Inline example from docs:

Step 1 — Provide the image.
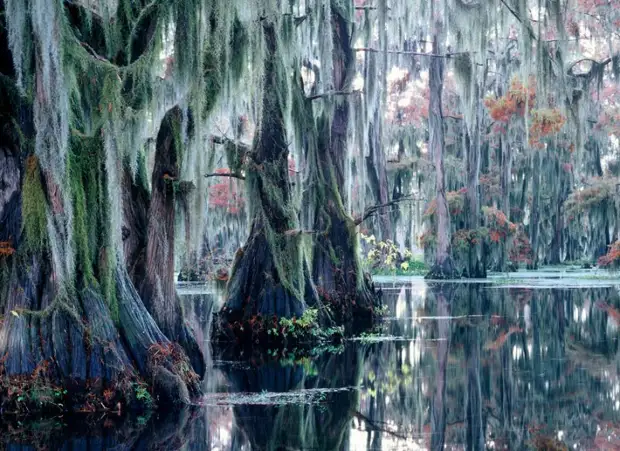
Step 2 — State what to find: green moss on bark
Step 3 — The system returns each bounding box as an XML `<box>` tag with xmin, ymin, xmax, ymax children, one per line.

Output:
<box><xmin>22</xmin><ymin>156</ymin><xmax>48</xmax><ymax>252</ymax></box>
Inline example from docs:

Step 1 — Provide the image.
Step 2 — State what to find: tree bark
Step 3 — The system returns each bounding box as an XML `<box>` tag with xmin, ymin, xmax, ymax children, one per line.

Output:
<box><xmin>122</xmin><ymin>166</ymin><xmax>149</xmax><ymax>284</ymax></box>
<box><xmin>214</xmin><ymin>21</ymin><xmax>319</xmax><ymax>343</ymax></box>
<box><xmin>140</xmin><ymin>106</ymin><xmax>205</xmax><ymax>377</ymax></box>
<box><xmin>528</xmin><ymin>151</ymin><xmax>541</xmax><ymax>269</ymax></box>
<box><xmin>309</xmin><ymin>6</ymin><xmax>378</xmax><ymax>327</ymax></box>
<box><xmin>0</xmin><ymin>146</ymin><xmax>199</xmax><ymax>410</ymax></box>
<box><xmin>499</xmin><ymin>137</ymin><xmax>513</xmax><ymax>271</ymax></box>
<box><xmin>463</xmin><ymin>103</ymin><xmax>486</xmax><ymax>278</ymax></box>
<box><xmin>548</xmin><ymin>159</ymin><xmax>568</xmax><ymax>265</ymax></box>
<box><xmin>425</xmin><ymin>27</ymin><xmax>458</xmax><ymax>279</ymax></box>
<box><xmin>364</xmin><ymin>0</ymin><xmax>392</xmax><ymax>241</ymax></box>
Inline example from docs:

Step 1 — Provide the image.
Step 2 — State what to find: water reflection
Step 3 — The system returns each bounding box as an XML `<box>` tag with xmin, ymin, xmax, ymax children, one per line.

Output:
<box><xmin>2</xmin><ymin>280</ymin><xmax>619</xmax><ymax>450</ymax></box>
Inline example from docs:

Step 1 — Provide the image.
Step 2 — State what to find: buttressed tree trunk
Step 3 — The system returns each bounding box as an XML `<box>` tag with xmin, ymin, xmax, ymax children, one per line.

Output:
<box><xmin>140</xmin><ymin>106</ymin><xmax>205</xmax><ymax>377</ymax></box>
<box><xmin>425</xmin><ymin>25</ymin><xmax>458</xmax><ymax>279</ymax></box>
<box><xmin>0</xmin><ymin>133</ymin><xmax>200</xmax><ymax>410</ymax></box>
<box><xmin>310</xmin><ymin>6</ymin><xmax>378</xmax><ymax>326</ymax></box>
<box><xmin>215</xmin><ymin>20</ymin><xmax>319</xmax><ymax>341</ymax></box>
<box><xmin>0</xmin><ymin>2</ymin><xmax>201</xmax><ymax>408</ymax></box>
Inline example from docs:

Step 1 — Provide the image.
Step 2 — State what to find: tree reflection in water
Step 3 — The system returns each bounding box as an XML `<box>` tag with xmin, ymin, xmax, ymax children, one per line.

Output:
<box><xmin>2</xmin><ymin>281</ymin><xmax>619</xmax><ymax>450</ymax></box>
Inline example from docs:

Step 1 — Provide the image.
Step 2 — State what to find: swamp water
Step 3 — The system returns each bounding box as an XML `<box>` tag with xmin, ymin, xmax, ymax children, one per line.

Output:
<box><xmin>2</xmin><ymin>272</ymin><xmax>619</xmax><ymax>450</ymax></box>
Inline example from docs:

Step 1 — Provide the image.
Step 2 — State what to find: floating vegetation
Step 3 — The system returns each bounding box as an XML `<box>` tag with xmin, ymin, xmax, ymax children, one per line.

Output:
<box><xmin>202</xmin><ymin>386</ymin><xmax>359</xmax><ymax>407</ymax></box>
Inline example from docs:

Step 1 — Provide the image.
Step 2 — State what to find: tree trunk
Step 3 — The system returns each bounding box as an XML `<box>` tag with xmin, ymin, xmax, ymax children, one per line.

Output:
<box><xmin>364</xmin><ymin>0</ymin><xmax>392</xmax><ymax>241</ymax></box>
<box><xmin>140</xmin><ymin>106</ymin><xmax>205</xmax><ymax>377</ymax></box>
<box><xmin>499</xmin><ymin>137</ymin><xmax>513</xmax><ymax>271</ymax></box>
<box><xmin>0</xmin><ymin>144</ymin><xmax>200</xmax><ymax>410</ymax></box>
<box><xmin>464</xmin><ymin>106</ymin><xmax>486</xmax><ymax>278</ymax></box>
<box><xmin>425</xmin><ymin>29</ymin><xmax>458</xmax><ymax>279</ymax></box>
<box><xmin>310</xmin><ymin>7</ymin><xmax>378</xmax><ymax>327</ymax></box>
<box><xmin>528</xmin><ymin>151</ymin><xmax>541</xmax><ymax>269</ymax></box>
<box><xmin>548</xmin><ymin>162</ymin><xmax>567</xmax><ymax>265</ymax></box>
<box><xmin>122</xmin><ymin>166</ymin><xmax>149</xmax><ymax>285</ymax></box>
<box><xmin>214</xmin><ymin>21</ymin><xmax>319</xmax><ymax>343</ymax></box>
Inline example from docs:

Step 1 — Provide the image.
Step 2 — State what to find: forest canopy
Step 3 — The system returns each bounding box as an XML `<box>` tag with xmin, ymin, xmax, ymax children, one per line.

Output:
<box><xmin>0</xmin><ymin>0</ymin><xmax>619</xmax><ymax>411</ymax></box>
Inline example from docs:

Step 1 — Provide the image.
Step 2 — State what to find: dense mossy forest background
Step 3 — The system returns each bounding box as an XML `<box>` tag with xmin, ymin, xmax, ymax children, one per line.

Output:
<box><xmin>0</xmin><ymin>0</ymin><xmax>619</xmax><ymax>416</ymax></box>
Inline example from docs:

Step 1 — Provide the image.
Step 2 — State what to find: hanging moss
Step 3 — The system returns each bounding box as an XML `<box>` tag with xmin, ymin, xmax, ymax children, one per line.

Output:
<box><xmin>202</xmin><ymin>46</ymin><xmax>222</xmax><ymax>118</ymax></box>
<box><xmin>229</xmin><ymin>16</ymin><xmax>248</xmax><ymax>83</ymax></box>
<box><xmin>21</xmin><ymin>155</ymin><xmax>48</xmax><ymax>252</ymax></box>
<box><xmin>68</xmin><ymin>135</ymin><xmax>104</xmax><ymax>284</ymax></box>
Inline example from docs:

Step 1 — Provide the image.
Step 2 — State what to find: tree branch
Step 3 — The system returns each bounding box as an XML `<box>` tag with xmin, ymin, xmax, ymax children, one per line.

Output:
<box><xmin>498</xmin><ymin>0</ymin><xmax>537</xmax><ymax>41</ymax></box>
<box><xmin>566</xmin><ymin>57</ymin><xmax>612</xmax><ymax>77</ymax></box>
<box><xmin>79</xmin><ymin>40</ymin><xmax>112</xmax><ymax>63</ymax></box>
<box><xmin>354</xmin><ymin>47</ymin><xmax>473</xmax><ymax>58</ymax></box>
<box><xmin>210</xmin><ymin>135</ymin><xmax>251</xmax><ymax>153</ymax></box>
<box><xmin>204</xmin><ymin>172</ymin><xmax>245</xmax><ymax>180</ymax></box>
<box><xmin>353</xmin><ymin>411</ymin><xmax>407</xmax><ymax>440</ymax></box>
<box><xmin>354</xmin><ymin>4</ymin><xmax>392</xmax><ymax>10</ymax></box>
<box><xmin>354</xmin><ymin>195</ymin><xmax>421</xmax><ymax>226</ymax></box>
<box><xmin>307</xmin><ymin>90</ymin><xmax>362</xmax><ymax>100</ymax></box>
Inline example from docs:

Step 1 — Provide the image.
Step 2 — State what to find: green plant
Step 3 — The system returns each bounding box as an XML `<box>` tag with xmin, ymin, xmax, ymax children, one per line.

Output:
<box><xmin>279</xmin><ymin>308</ymin><xmax>321</xmax><ymax>338</ymax></box>
<box><xmin>360</xmin><ymin>234</ymin><xmax>427</xmax><ymax>275</ymax></box>
<box><xmin>133</xmin><ymin>383</ymin><xmax>153</xmax><ymax>407</ymax></box>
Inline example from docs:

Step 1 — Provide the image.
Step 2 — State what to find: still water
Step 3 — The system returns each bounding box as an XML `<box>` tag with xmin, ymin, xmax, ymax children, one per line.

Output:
<box><xmin>3</xmin><ymin>275</ymin><xmax>620</xmax><ymax>450</ymax></box>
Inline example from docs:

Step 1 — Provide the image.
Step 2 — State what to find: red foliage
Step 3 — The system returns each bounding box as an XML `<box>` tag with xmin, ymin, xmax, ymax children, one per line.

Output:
<box><xmin>483</xmin><ymin>206</ymin><xmax>517</xmax><ymax>244</ymax></box>
<box><xmin>528</xmin><ymin>108</ymin><xmax>566</xmax><ymax>148</ymax></box>
<box><xmin>208</xmin><ymin>169</ymin><xmax>244</xmax><ymax>214</ymax></box>
<box><xmin>484</xmin><ymin>77</ymin><xmax>565</xmax><ymax>146</ymax></box>
<box><xmin>0</xmin><ymin>241</ymin><xmax>15</xmax><ymax>257</ymax></box>
<box><xmin>597</xmin><ymin>240</ymin><xmax>620</xmax><ymax>268</ymax></box>
<box><xmin>484</xmin><ymin>77</ymin><xmax>536</xmax><ymax>124</ymax></box>
<box><xmin>423</xmin><ymin>189</ymin><xmax>466</xmax><ymax>218</ymax></box>
<box><xmin>509</xmin><ymin>228</ymin><xmax>533</xmax><ymax>264</ymax></box>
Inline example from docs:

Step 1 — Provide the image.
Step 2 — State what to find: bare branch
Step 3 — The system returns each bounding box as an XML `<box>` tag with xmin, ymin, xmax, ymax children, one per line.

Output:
<box><xmin>566</xmin><ymin>57</ymin><xmax>612</xmax><ymax>77</ymax></box>
<box><xmin>204</xmin><ymin>172</ymin><xmax>245</xmax><ymax>180</ymax></box>
<box><xmin>354</xmin><ymin>195</ymin><xmax>422</xmax><ymax>226</ymax></box>
<box><xmin>307</xmin><ymin>90</ymin><xmax>362</xmax><ymax>100</ymax></box>
<box><xmin>210</xmin><ymin>135</ymin><xmax>251</xmax><ymax>153</ymax></box>
<box><xmin>282</xmin><ymin>12</ymin><xmax>307</xmax><ymax>26</ymax></box>
<box><xmin>283</xmin><ymin>229</ymin><xmax>318</xmax><ymax>237</ymax></box>
<box><xmin>354</xmin><ymin>47</ymin><xmax>473</xmax><ymax>58</ymax></box>
<box><xmin>353</xmin><ymin>411</ymin><xmax>407</xmax><ymax>440</ymax></box>
<box><xmin>498</xmin><ymin>0</ymin><xmax>537</xmax><ymax>40</ymax></box>
<box><xmin>79</xmin><ymin>41</ymin><xmax>111</xmax><ymax>63</ymax></box>
<box><xmin>354</xmin><ymin>4</ymin><xmax>391</xmax><ymax>10</ymax></box>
